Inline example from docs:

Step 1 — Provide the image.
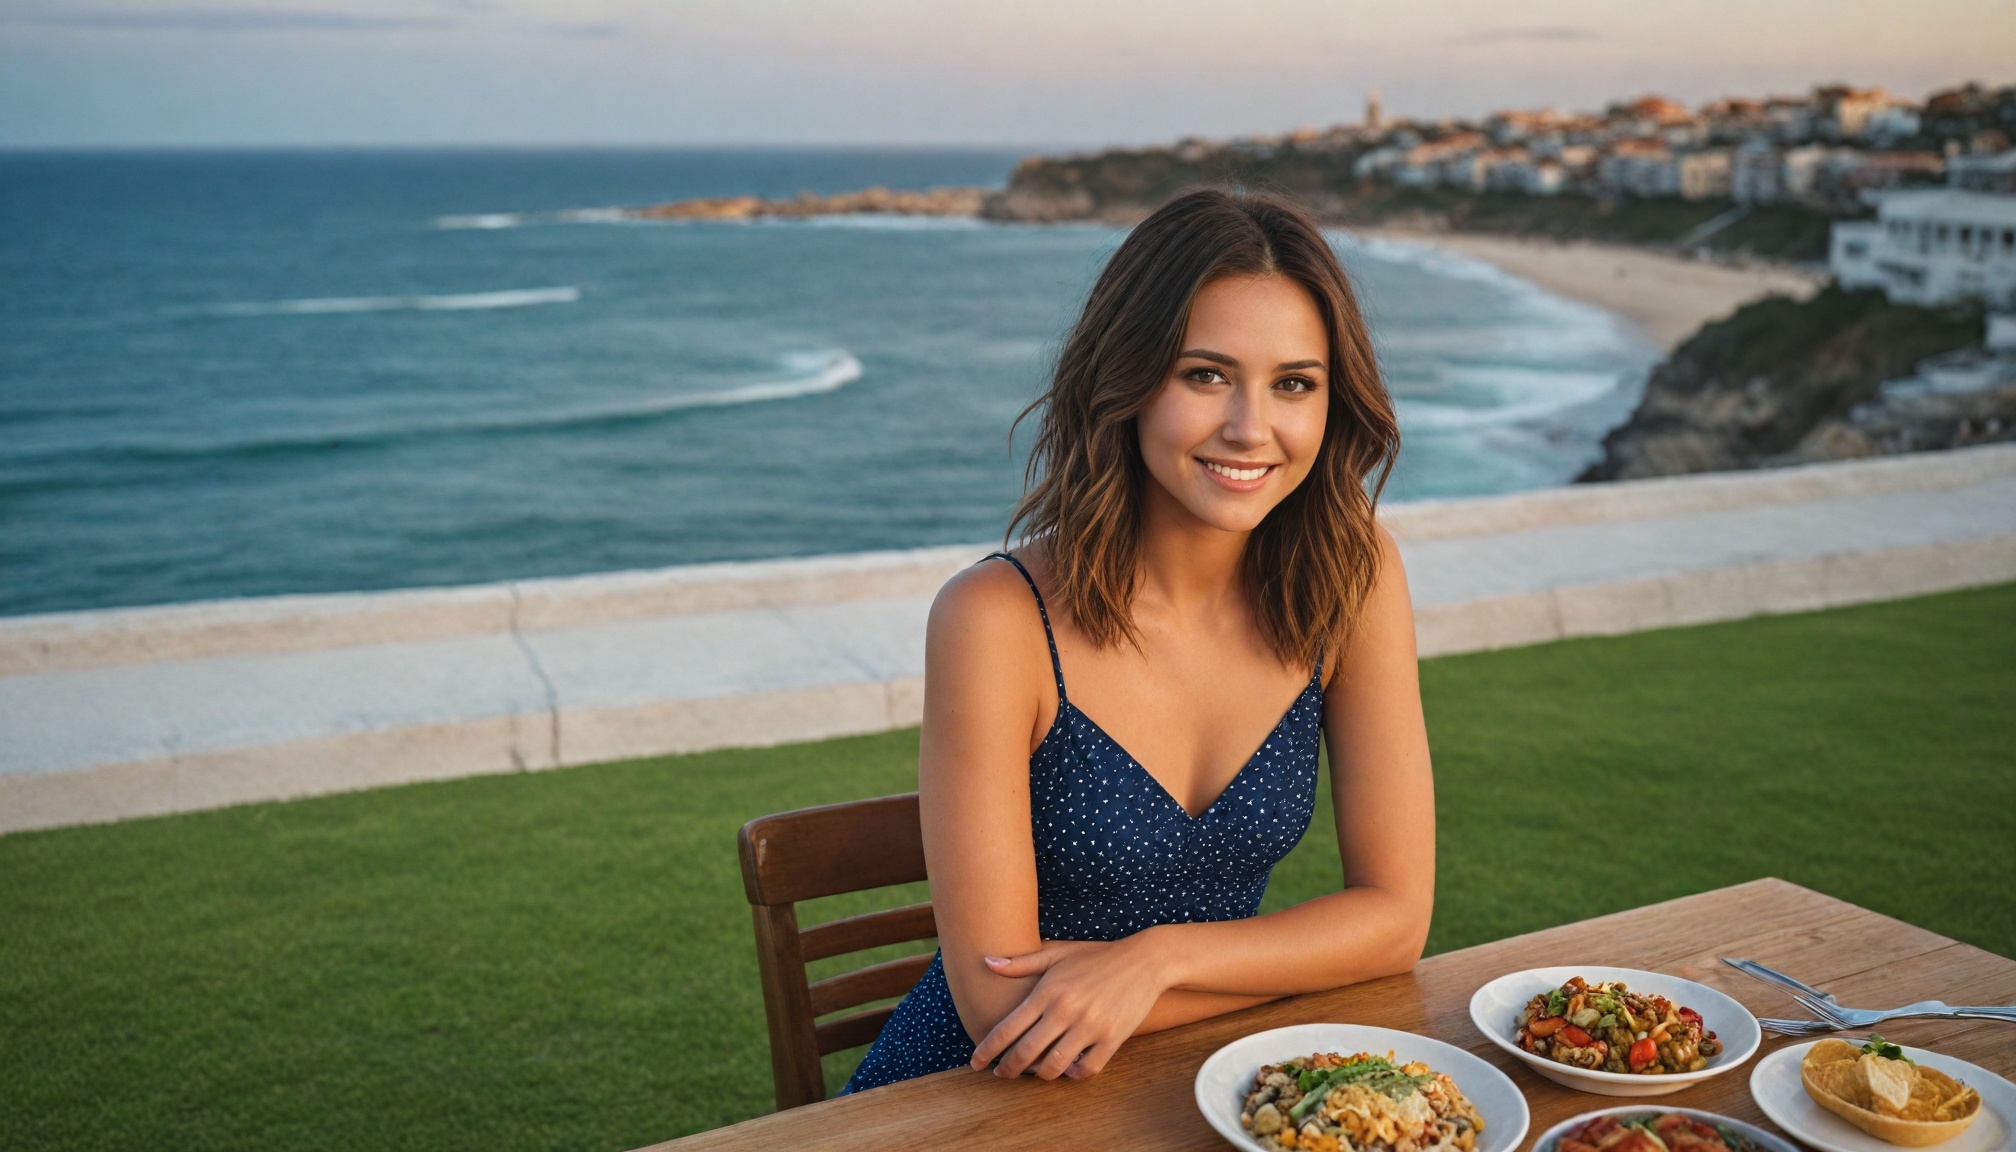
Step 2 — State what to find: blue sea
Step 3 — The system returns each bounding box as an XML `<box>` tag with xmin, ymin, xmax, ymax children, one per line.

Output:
<box><xmin>0</xmin><ymin>149</ymin><xmax>1657</xmax><ymax>618</ymax></box>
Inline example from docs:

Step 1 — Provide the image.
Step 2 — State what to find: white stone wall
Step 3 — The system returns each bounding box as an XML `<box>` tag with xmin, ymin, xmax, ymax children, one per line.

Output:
<box><xmin>4</xmin><ymin>445</ymin><xmax>2014</xmax><ymax>836</ymax></box>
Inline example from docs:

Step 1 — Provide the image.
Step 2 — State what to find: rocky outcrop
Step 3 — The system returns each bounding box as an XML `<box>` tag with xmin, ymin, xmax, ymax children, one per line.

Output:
<box><xmin>1798</xmin><ymin>366</ymin><xmax>2016</xmax><ymax>461</ymax></box>
<box><xmin>979</xmin><ymin>148</ymin><xmax>1362</xmax><ymax>225</ymax></box>
<box><xmin>979</xmin><ymin>150</ymin><xmax>1838</xmax><ymax>259</ymax></box>
<box><xmin>630</xmin><ymin>186</ymin><xmax>986</xmax><ymax>220</ymax></box>
<box><xmin>1579</xmin><ymin>286</ymin><xmax>1993</xmax><ymax>481</ymax></box>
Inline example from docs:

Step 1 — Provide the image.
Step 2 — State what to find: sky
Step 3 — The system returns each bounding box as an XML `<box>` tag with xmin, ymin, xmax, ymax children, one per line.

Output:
<box><xmin>3</xmin><ymin>0</ymin><xmax>2014</xmax><ymax>149</ymax></box>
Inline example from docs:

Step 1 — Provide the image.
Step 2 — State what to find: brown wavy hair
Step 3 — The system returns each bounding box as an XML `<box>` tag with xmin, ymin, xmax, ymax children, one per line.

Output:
<box><xmin>1007</xmin><ymin>188</ymin><xmax>1398</xmax><ymax>667</ymax></box>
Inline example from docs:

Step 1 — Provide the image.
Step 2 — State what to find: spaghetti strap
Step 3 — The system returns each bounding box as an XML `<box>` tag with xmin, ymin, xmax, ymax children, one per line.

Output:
<box><xmin>983</xmin><ymin>552</ymin><xmax>1067</xmax><ymax>701</ymax></box>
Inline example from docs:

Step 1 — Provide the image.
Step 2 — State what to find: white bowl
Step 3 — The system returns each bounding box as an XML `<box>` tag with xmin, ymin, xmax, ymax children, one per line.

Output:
<box><xmin>1531</xmin><ymin>1105</ymin><xmax>1801</xmax><ymax>1152</ymax></box>
<box><xmin>1194</xmin><ymin>1022</ymin><xmax>1529</xmax><ymax>1152</ymax></box>
<box><xmin>1468</xmin><ymin>965</ymin><xmax>1761</xmax><ymax>1097</ymax></box>
<box><xmin>1749</xmin><ymin>1039</ymin><xmax>2014</xmax><ymax>1152</ymax></box>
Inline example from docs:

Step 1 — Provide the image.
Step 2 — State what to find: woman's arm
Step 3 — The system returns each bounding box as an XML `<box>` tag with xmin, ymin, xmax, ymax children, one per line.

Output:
<box><xmin>975</xmin><ymin>528</ymin><xmax>1434</xmax><ymax>1075</ymax></box>
<box><xmin>916</xmin><ymin>563</ymin><xmax>1054</xmax><ymax>1043</ymax></box>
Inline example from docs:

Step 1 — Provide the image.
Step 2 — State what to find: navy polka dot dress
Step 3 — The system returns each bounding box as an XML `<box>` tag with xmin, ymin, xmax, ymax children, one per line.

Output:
<box><xmin>843</xmin><ymin>552</ymin><xmax>1322</xmax><ymax>1093</ymax></box>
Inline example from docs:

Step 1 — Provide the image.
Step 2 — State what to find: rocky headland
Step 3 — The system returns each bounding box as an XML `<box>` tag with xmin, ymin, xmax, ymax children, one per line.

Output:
<box><xmin>1579</xmin><ymin>286</ymin><xmax>2009</xmax><ymax>480</ymax></box>
<box><xmin>629</xmin><ymin>185</ymin><xmax>985</xmax><ymax>221</ymax></box>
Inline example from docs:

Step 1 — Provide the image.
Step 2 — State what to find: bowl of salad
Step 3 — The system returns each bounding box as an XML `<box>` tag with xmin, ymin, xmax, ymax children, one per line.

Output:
<box><xmin>1469</xmin><ymin>967</ymin><xmax>1761</xmax><ymax>1096</ymax></box>
<box><xmin>1533</xmin><ymin>1106</ymin><xmax>1800</xmax><ymax>1152</ymax></box>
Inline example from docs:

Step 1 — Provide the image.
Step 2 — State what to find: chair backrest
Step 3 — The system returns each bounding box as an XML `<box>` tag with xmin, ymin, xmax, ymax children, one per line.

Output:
<box><xmin>738</xmin><ymin>792</ymin><xmax>937</xmax><ymax>1110</ymax></box>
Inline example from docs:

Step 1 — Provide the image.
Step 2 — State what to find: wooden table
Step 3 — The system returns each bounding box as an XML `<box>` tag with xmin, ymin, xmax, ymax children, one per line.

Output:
<box><xmin>647</xmin><ymin>879</ymin><xmax>2016</xmax><ymax>1150</ymax></box>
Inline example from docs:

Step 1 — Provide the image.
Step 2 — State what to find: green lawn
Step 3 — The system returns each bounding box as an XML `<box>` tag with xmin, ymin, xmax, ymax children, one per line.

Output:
<box><xmin>4</xmin><ymin>585</ymin><xmax>2013</xmax><ymax>1151</ymax></box>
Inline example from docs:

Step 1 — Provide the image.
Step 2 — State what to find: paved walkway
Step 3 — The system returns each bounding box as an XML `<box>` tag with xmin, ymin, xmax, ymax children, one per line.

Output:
<box><xmin>4</xmin><ymin>445</ymin><xmax>2013</xmax><ymax>833</ymax></box>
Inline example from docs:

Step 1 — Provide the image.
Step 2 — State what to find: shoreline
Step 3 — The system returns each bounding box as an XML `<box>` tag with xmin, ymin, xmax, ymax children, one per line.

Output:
<box><xmin>1363</xmin><ymin>228</ymin><xmax>1827</xmax><ymax>350</ymax></box>
<box><xmin>598</xmin><ymin>178</ymin><xmax>1826</xmax><ymax>354</ymax></box>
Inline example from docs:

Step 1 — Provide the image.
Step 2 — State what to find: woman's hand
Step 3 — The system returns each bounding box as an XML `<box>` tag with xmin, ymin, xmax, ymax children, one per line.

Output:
<box><xmin>968</xmin><ymin>932</ymin><xmax>1174</xmax><ymax>1080</ymax></box>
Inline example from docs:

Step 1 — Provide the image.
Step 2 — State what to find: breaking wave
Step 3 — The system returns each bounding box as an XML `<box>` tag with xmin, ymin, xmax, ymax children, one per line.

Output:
<box><xmin>1395</xmin><ymin>366</ymin><xmax>1628</xmax><ymax>432</ymax></box>
<box><xmin>523</xmin><ymin>351</ymin><xmax>863</xmax><ymax>426</ymax></box>
<box><xmin>196</xmin><ymin>286</ymin><xmax>582</xmax><ymax>316</ymax></box>
<box><xmin>69</xmin><ymin>351</ymin><xmax>864</xmax><ymax>463</ymax></box>
<box><xmin>433</xmin><ymin>208</ymin><xmax>629</xmax><ymax>229</ymax></box>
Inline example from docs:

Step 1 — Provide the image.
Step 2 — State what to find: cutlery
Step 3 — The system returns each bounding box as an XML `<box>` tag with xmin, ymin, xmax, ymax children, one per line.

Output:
<box><xmin>1760</xmin><ymin>1005</ymin><xmax>2016</xmax><ymax>1037</ymax></box>
<box><xmin>1723</xmin><ymin>958</ymin><xmax>2016</xmax><ymax>1029</ymax></box>
<box><xmin>1720</xmin><ymin>957</ymin><xmax>1838</xmax><ymax>1004</ymax></box>
<box><xmin>1760</xmin><ymin>1018</ymin><xmax>1863</xmax><ymax>1037</ymax></box>
<box><xmin>1789</xmin><ymin>992</ymin><xmax>2016</xmax><ymax>1029</ymax></box>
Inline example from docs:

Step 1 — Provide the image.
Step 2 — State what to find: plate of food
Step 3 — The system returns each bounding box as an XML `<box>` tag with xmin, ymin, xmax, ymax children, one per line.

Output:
<box><xmin>1195</xmin><ymin>1023</ymin><xmax>1528</xmax><ymax>1152</ymax></box>
<box><xmin>1531</xmin><ymin>1106</ymin><xmax>1800</xmax><ymax>1152</ymax></box>
<box><xmin>1749</xmin><ymin>1036</ymin><xmax>2008</xmax><ymax>1151</ymax></box>
<box><xmin>1468</xmin><ymin>967</ymin><xmax>1760</xmax><ymax>1096</ymax></box>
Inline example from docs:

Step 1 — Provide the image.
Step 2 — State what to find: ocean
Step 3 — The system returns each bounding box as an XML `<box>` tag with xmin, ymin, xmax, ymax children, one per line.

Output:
<box><xmin>0</xmin><ymin>149</ymin><xmax>1656</xmax><ymax>618</ymax></box>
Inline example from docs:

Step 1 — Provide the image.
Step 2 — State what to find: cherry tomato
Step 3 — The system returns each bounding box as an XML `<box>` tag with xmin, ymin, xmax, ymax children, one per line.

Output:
<box><xmin>1629</xmin><ymin>1037</ymin><xmax>1659</xmax><ymax>1071</ymax></box>
<box><xmin>1561</xmin><ymin>1024</ymin><xmax>1595</xmax><ymax>1048</ymax></box>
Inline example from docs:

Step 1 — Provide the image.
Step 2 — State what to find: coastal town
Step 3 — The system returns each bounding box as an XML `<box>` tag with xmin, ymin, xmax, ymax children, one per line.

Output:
<box><xmin>622</xmin><ymin>81</ymin><xmax>2016</xmax><ymax>481</ymax></box>
<box><xmin>1193</xmin><ymin>81</ymin><xmax>2015</xmax><ymax>211</ymax></box>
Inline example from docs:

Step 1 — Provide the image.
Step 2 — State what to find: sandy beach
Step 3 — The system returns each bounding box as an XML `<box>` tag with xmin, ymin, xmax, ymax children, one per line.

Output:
<box><xmin>1370</xmin><ymin>230</ymin><xmax>1827</xmax><ymax>350</ymax></box>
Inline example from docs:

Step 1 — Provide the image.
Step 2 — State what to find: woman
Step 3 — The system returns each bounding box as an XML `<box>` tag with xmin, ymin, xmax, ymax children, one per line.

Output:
<box><xmin>845</xmin><ymin>189</ymin><xmax>1435</xmax><ymax>1092</ymax></box>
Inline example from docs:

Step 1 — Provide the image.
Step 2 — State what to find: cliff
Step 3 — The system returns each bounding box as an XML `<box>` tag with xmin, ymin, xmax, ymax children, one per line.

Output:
<box><xmin>1578</xmin><ymin>286</ymin><xmax>1998</xmax><ymax>481</ymax></box>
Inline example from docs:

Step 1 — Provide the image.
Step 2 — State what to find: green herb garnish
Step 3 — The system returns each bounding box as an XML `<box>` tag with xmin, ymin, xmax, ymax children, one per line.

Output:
<box><xmin>1546</xmin><ymin>987</ymin><xmax>1570</xmax><ymax>1017</ymax></box>
<box><xmin>1286</xmin><ymin>1056</ymin><xmax>1434</xmax><ymax>1122</ymax></box>
<box><xmin>1860</xmin><ymin>1034</ymin><xmax>1913</xmax><ymax>1063</ymax></box>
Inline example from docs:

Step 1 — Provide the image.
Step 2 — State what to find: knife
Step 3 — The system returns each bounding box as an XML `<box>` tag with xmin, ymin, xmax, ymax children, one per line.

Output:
<box><xmin>1721</xmin><ymin>957</ymin><xmax>1838</xmax><ymax>1004</ymax></box>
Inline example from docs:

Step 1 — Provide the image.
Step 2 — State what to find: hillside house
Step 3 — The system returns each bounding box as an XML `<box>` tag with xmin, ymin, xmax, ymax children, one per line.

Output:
<box><xmin>1832</xmin><ymin>189</ymin><xmax>2016</xmax><ymax>307</ymax></box>
<box><xmin>1950</xmin><ymin>151</ymin><xmax>2016</xmax><ymax>194</ymax></box>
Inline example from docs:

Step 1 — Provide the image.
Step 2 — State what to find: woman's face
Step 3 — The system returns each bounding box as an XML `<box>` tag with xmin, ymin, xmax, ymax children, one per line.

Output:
<box><xmin>1136</xmin><ymin>272</ymin><xmax>1332</xmax><ymax>534</ymax></box>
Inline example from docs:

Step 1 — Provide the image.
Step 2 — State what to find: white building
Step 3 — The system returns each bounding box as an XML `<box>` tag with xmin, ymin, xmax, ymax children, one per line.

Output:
<box><xmin>1732</xmin><ymin>139</ymin><xmax>1783</xmax><ymax>204</ymax></box>
<box><xmin>1949</xmin><ymin>150</ymin><xmax>2016</xmax><ymax>194</ymax></box>
<box><xmin>1832</xmin><ymin>190</ymin><xmax>2016</xmax><ymax>307</ymax></box>
<box><xmin>1863</xmin><ymin>105</ymin><xmax>1923</xmax><ymax>145</ymax></box>
<box><xmin>1598</xmin><ymin>142</ymin><xmax>1675</xmax><ymax>198</ymax></box>
<box><xmin>1781</xmin><ymin>144</ymin><xmax>1833</xmax><ymax>200</ymax></box>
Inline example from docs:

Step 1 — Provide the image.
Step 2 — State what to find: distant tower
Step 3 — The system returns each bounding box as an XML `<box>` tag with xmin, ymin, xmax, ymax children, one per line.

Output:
<box><xmin>1366</xmin><ymin>88</ymin><xmax>1384</xmax><ymax>130</ymax></box>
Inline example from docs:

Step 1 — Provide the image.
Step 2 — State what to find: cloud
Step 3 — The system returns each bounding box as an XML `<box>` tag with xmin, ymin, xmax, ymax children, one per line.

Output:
<box><xmin>1444</xmin><ymin>26</ymin><xmax>1601</xmax><ymax>47</ymax></box>
<box><xmin>20</xmin><ymin>9</ymin><xmax>455</xmax><ymax>32</ymax></box>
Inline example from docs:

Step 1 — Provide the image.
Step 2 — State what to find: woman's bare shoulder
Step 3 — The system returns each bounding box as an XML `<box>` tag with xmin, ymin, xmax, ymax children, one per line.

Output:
<box><xmin>929</xmin><ymin>554</ymin><xmax>1046</xmax><ymax>658</ymax></box>
<box><xmin>925</xmin><ymin>556</ymin><xmax>1055</xmax><ymax>747</ymax></box>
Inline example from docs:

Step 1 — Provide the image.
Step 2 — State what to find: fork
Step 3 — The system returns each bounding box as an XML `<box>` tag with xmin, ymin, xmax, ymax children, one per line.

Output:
<box><xmin>1789</xmin><ymin>991</ymin><xmax>2016</xmax><ymax>1029</ymax></box>
<box><xmin>1762</xmin><ymin>1003</ymin><xmax>2016</xmax><ymax>1036</ymax></box>
<box><xmin>1724</xmin><ymin>957</ymin><xmax>2016</xmax><ymax>1033</ymax></box>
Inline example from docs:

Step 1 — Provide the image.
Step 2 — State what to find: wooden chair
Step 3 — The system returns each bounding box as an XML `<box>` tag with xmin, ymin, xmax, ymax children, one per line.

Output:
<box><xmin>738</xmin><ymin>792</ymin><xmax>939</xmax><ymax>1110</ymax></box>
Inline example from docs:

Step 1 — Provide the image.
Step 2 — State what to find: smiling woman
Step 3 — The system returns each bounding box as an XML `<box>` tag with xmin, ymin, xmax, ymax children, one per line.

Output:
<box><xmin>842</xmin><ymin>190</ymin><xmax>1435</xmax><ymax>1096</ymax></box>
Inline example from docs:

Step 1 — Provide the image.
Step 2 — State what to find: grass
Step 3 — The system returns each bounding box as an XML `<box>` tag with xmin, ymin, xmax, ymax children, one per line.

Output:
<box><xmin>4</xmin><ymin>584</ymin><xmax>2013</xmax><ymax>1151</ymax></box>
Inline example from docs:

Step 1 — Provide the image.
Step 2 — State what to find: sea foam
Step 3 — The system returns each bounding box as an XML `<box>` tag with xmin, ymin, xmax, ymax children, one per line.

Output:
<box><xmin>522</xmin><ymin>351</ymin><xmax>864</xmax><ymax>427</ymax></box>
<box><xmin>199</xmin><ymin>286</ymin><xmax>582</xmax><ymax>316</ymax></box>
<box><xmin>73</xmin><ymin>351</ymin><xmax>866</xmax><ymax>463</ymax></box>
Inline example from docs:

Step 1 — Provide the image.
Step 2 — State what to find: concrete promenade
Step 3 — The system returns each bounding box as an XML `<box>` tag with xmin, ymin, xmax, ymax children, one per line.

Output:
<box><xmin>4</xmin><ymin>444</ymin><xmax>2014</xmax><ymax>835</ymax></box>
